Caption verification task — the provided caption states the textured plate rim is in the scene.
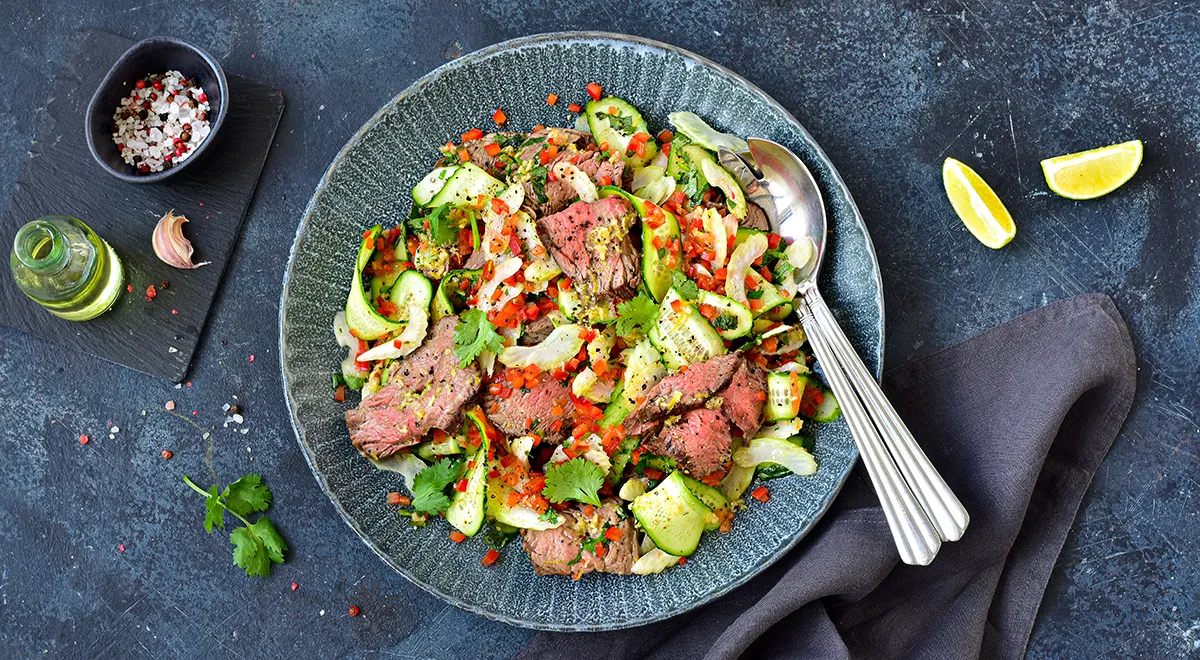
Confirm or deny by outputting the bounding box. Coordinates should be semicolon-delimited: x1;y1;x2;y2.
279;30;885;632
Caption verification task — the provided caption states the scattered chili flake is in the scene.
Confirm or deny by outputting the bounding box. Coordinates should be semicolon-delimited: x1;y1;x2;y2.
449;530;467;543
145;284;157;301
248;355;255;363
546;93;558;106
291;582;299;592
568;103;582;113
677;556;687;566
347;605;360;617
79;434;89;445
160;280;169;289
126;284;133;293
118;543;125;552
161;449;173;460
644;468;664;481
751;486;771;503
171;309;178;315
481;549;501;566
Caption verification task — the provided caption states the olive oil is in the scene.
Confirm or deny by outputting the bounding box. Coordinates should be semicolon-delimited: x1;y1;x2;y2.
10;215;124;320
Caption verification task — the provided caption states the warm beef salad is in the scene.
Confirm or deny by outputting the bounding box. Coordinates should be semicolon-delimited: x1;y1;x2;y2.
332;86;840;578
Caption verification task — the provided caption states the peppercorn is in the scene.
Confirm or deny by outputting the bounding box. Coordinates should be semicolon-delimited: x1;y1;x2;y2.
347;605;360;617
180;131;192;142
229;404;242;415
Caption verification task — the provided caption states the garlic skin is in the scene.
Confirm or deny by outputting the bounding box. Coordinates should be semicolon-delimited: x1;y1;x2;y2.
152;209;210;269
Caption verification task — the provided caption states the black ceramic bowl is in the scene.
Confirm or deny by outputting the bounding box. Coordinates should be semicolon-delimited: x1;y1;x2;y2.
85;36;228;184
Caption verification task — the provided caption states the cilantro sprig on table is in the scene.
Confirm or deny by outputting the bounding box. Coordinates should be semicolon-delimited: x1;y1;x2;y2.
183;474;287;578
543;457;605;507
453;309;505;367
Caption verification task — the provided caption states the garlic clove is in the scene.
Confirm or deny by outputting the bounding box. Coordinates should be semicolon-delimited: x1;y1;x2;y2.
152;209;210;269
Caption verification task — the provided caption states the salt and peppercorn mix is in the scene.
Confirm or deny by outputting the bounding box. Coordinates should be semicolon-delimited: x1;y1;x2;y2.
111;70;212;174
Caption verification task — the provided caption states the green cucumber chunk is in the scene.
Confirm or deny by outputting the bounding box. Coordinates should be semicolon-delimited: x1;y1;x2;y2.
426;163;504;208
630;471;712;556
387;269;434;313
696;290;752;339
811;387;842;422
586;96;655;167
650;288;726;371
413;166;460;206
700;159;747;219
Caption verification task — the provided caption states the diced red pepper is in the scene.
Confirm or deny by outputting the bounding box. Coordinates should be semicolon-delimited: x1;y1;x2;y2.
481;549;501;566
586;82;602;100
454;478;469;492
643;468;664;481
604;527;625;541
657;129;674;143
492;108;507;125
568;103;582;113
546;93;559;106
449;530;467;543
597;175;612;186
457;148;470;163
461;128;483;141
484;142;502;157
751;486;771;502
539;144;559;164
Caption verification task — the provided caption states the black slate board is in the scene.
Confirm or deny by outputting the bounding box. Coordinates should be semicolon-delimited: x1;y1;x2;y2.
0;28;283;382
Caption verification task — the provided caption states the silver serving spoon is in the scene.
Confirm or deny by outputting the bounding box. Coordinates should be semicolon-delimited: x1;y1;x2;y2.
720;139;969;565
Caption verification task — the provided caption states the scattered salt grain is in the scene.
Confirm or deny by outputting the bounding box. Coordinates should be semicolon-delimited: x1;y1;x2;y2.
240;428;249;435
168;347;178;354
232;414;244;424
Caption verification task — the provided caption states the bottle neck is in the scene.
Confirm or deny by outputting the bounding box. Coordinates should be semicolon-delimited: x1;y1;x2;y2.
14;221;70;274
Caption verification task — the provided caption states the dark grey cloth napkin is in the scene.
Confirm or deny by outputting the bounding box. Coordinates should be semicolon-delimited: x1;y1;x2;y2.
520;293;1137;660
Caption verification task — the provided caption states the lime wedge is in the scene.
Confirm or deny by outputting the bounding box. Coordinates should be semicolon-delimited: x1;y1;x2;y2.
1040;140;1143;200
942;158;1017;249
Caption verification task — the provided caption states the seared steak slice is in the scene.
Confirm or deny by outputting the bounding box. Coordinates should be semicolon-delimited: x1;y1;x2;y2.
519;315;556;346
645;407;734;478
517;127;591;163
485;378;575;443
346;361;481;459
523;500;638;576
383;315;459;392
523;149;625;218
623;353;742;436
535;196;640;306
460;132;524;175
346;315;483;458
743;201;770;231
721;360;768;438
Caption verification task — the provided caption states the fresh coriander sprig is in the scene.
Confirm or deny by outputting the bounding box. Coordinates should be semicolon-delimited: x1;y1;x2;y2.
183;474;288;578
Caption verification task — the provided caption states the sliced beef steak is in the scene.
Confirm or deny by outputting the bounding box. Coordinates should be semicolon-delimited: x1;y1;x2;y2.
742;201;770;231
721;359;768;438
345;315;483;459
519;315;556;346
535;196;640;306
623;353;742;436
460;131;523;175
523;500;638;576
517;127;591;163
484;378;575;443
646;407;734;478
524;149;626;218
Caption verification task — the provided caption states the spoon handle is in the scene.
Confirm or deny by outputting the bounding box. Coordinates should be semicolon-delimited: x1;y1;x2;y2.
796;297;942;566
804;290;970;542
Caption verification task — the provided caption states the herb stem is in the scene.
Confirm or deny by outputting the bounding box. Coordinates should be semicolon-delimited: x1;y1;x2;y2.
183;475;254;527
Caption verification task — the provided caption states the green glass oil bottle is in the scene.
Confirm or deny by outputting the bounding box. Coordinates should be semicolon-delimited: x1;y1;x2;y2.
10;215;124;321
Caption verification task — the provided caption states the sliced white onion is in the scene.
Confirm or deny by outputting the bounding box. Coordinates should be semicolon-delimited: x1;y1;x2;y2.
732;437;817;476
476;256;523;312
725;232;768;304
702;207;728;268
756;419;805;440
631;165;664;191
552;161;598;203
356;307;429;362
573;114;591;134
370;452;428;493
498;323;585;371
635;175;676;206
632;547;680;574
572;367;614;403
649;147;669;170
332;310;355;347
510;435;535;471
667;112;750;153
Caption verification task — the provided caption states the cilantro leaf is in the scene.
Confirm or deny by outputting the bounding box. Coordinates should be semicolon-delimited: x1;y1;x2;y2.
222;474;272;517
710;314;738;331
529;165;549;204
410;458;462;515
405;203;458;247
605;292;659;336
453;309;505;367
230;516;288;578
203;485;224;533
543;458;604;506
594;110;637;136
680;168;709;202
747;288;765;300
491;133;525;149
671;271;701;301
184;474;288;579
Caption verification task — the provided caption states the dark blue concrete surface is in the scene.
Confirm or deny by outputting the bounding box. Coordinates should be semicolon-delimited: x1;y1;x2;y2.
1;1;1197;658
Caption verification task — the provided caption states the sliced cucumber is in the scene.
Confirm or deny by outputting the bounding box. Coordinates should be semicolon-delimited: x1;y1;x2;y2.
719;461;755;501
368;228;410;302
650;288;726;371
621;338;667;408
413;166;459;206
345;225;405;340
733;227;766;251
630;471;712;557
618;478;647;501
766;371;813;422
811;387;842;422
486;483;564;530
586;96;655;167
414;442;436;462
555;286;586;322
431;432;463;455
681;475;729;531
765;303;794;322
700;159;747;219
446;414;490;536
387;269;434;314
426;163;504;208
697;290;752;340
432;269;480;322
667;143;715;181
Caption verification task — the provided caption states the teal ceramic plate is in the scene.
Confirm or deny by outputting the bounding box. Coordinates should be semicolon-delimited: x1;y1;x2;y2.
280;32;883;631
